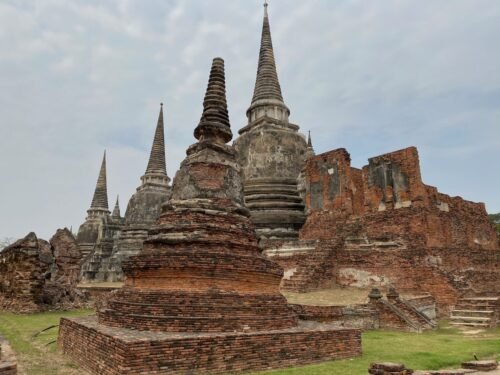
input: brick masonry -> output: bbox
[59,57,362,374]
[59,316,361,375]
[276,146,499,315]
[0,230,86,313]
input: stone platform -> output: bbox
[0,337,17,375]
[59,316,361,375]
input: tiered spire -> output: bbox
[251,2,284,105]
[112,195,121,219]
[194,57,232,144]
[90,151,109,211]
[306,130,315,158]
[145,103,167,176]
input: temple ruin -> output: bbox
[0,229,85,313]
[274,146,499,317]
[69,2,499,321]
[233,4,309,247]
[78,105,172,283]
[59,57,361,375]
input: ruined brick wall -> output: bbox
[328,244,460,312]
[295,146,499,312]
[358,207,497,250]
[50,229,82,286]
[0,230,86,313]
[301,146,498,250]
[362,147,428,212]
[289,304,379,330]
[0,233,51,312]
[304,148,362,214]
[288,237,498,314]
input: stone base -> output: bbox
[59,316,361,375]
[0,337,17,375]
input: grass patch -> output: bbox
[256,323,500,375]
[0,309,93,375]
[0,310,498,375]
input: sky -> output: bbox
[0,0,499,240]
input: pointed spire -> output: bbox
[244,2,290,127]
[90,151,109,211]
[112,195,121,218]
[145,103,167,176]
[194,57,232,144]
[251,2,285,105]
[306,130,315,158]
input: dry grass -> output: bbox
[0,309,93,375]
[283,287,371,306]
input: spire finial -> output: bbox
[193,57,232,144]
[145,103,167,176]
[112,194,121,218]
[305,130,315,157]
[90,150,109,211]
[249,0,286,108]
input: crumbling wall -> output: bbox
[301,146,497,249]
[0,230,86,313]
[0,233,50,312]
[291,146,499,313]
[362,147,427,212]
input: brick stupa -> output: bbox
[58,58,361,375]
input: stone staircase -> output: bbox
[280,241,337,292]
[391,298,437,330]
[450,296,499,328]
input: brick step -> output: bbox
[451,310,494,317]
[461,297,499,301]
[450,316,491,323]
[99,310,298,332]
[457,300,498,306]
[108,304,294,317]
[450,322,490,327]
[455,304,497,310]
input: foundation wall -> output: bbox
[59,317,362,375]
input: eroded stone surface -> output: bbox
[0,230,86,312]
[233,4,308,246]
[274,147,499,315]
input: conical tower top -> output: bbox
[112,195,121,219]
[145,103,167,176]
[140,103,171,189]
[89,151,109,211]
[306,130,315,158]
[252,2,283,104]
[194,57,232,145]
[246,2,290,125]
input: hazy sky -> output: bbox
[1,0,499,240]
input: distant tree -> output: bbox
[0,237,15,251]
[488,213,500,236]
